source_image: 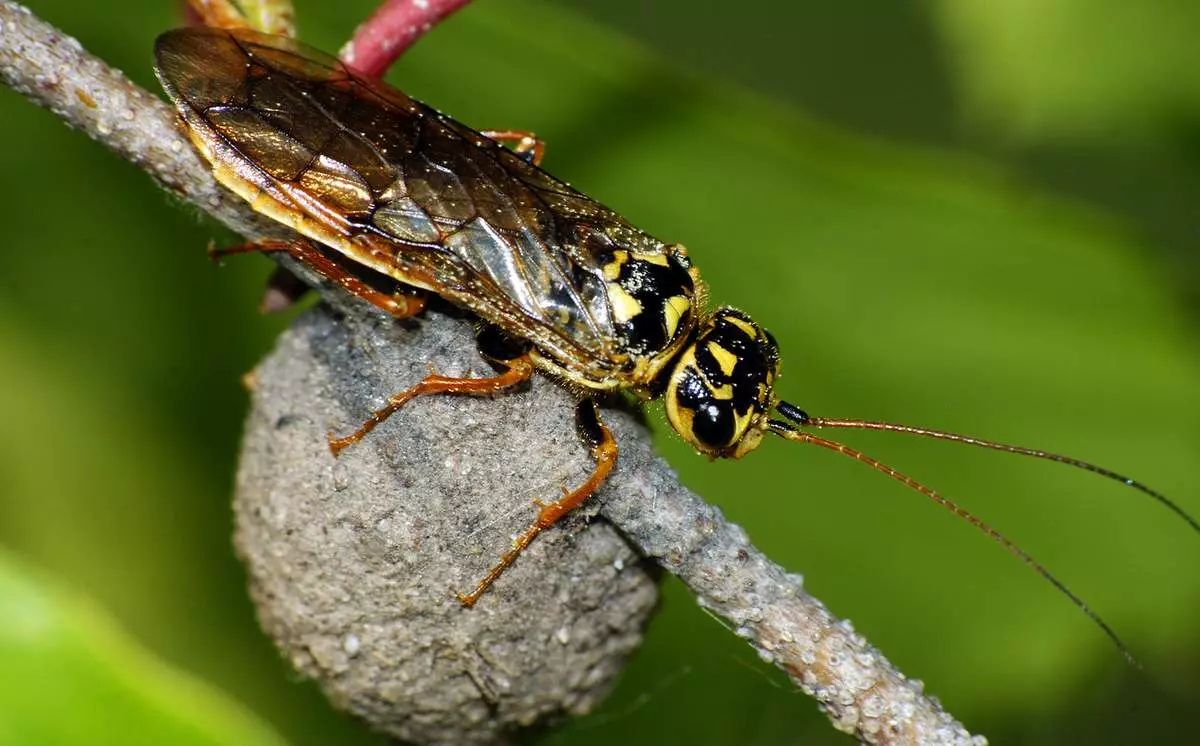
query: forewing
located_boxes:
[155,27,668,365]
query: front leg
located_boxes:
[480,129,546,166]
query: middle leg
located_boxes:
[327,325,535,455]
[211,238,427,320]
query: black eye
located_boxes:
[673,368,737,449]
[691,400,735,449]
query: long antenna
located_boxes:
[773,401,1198,536]
[765,415,1139,666]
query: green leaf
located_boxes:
[928,0,1200,143]
[0,551,287,746]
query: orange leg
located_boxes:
[455,400,618,607]
[185,0,295,36]
[480,129,545,166]
[186,0,249,29]
[327,355,536,456]
[211,239,427,320]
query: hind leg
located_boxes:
[454,399,618,606]
[211,239,427,320]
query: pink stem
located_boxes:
[339,0,475,78]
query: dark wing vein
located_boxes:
[156,26,676,371]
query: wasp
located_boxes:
[154,7,1196,656]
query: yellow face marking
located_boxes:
[709,383,734,400]
[706,341,738,377]
[665,395,696,447]
[607,283,643,323]
[724,314,759,338]
[731,407,754,442]
[602,250,629,281]
[663,295,691,340]
[664,347,697,443]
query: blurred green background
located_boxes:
[1,0,1197,743]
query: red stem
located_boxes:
[339,0,475,77]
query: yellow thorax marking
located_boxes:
[663,295,690,340]
[602,250,628,281]
[607,283,643,323]
[635,252,671,267]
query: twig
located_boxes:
[0,3,984,744]
[339,0,473,77]
[0,3,290,243]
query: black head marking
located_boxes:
[664,307,781,458]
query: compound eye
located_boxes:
[683,385,739,452]
[694,402,734,448]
